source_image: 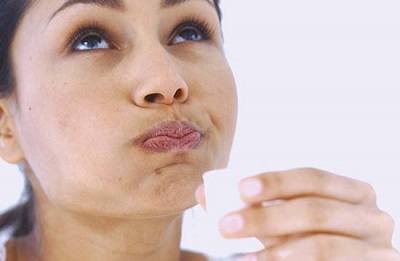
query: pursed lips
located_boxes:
[134,121,202,152]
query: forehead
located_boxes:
[53,0,214,12]
[44,0,215,22]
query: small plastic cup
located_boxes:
[202,168,264,254]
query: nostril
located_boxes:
[174,89,183,99]
[145,93,159,103]
[142,88,187,104]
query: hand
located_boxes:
[197,168,400,260]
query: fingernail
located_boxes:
[219,214,244,234]
[240,254,258,261]
[240,178,263,198]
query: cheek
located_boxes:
[212,73,237,141]
[203,59,238,126]
[13,71,134,207]
[14,100,142,215]
[195,60,238,166]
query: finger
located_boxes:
[218,197,392,243]
[238,168,377,205]
[251,235,367,260]
[195,184,206,209]
[248,234,400,261]
[257,235,290,249]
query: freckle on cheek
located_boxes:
[58,120,67,130]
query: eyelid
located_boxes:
[63,16,217,53]
[168,16,216,45]
[66,21,117,52]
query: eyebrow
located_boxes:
[161,0,214,8]
[50,0,214,21]
[49,0,124,20]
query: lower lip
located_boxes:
[141,132,202,152]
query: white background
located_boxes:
[0,0,399,258]
[184,0,400,256]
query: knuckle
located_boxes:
[302,199,327,230]
[295,167,323,179]
[256,215,274,237]
[314,237,329,260]
[377,211,396,235]
[297,167,328,191]
[261,213,286,238]
[269,172,289,196]
[283,168,324,196]
[360,209,395,247]
[270,171,285,187]
[359,181,377,203]
[246,208,276,237]
[305,235,330,260]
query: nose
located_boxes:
[131,47,189,107]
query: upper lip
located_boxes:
[133,121,203,146]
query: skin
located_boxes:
[0,0,236,260]
[0,0,399,261]
[197,169,400,260]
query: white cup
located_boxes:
[202,168,264,254]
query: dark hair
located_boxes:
[214,0,222,22]
[0,0,222,238]
[0,177,35,237]
[0,0,32,98]
[0,0,35,238]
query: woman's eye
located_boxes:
[74,34,110,51]
[169,19,214,45]
[172,27,204,44]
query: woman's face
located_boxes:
[9,0,237,217]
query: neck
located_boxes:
[17,203,185,261]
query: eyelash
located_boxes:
[67,22,111,52]
[67,17,215,52]
[169,16,215,44]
